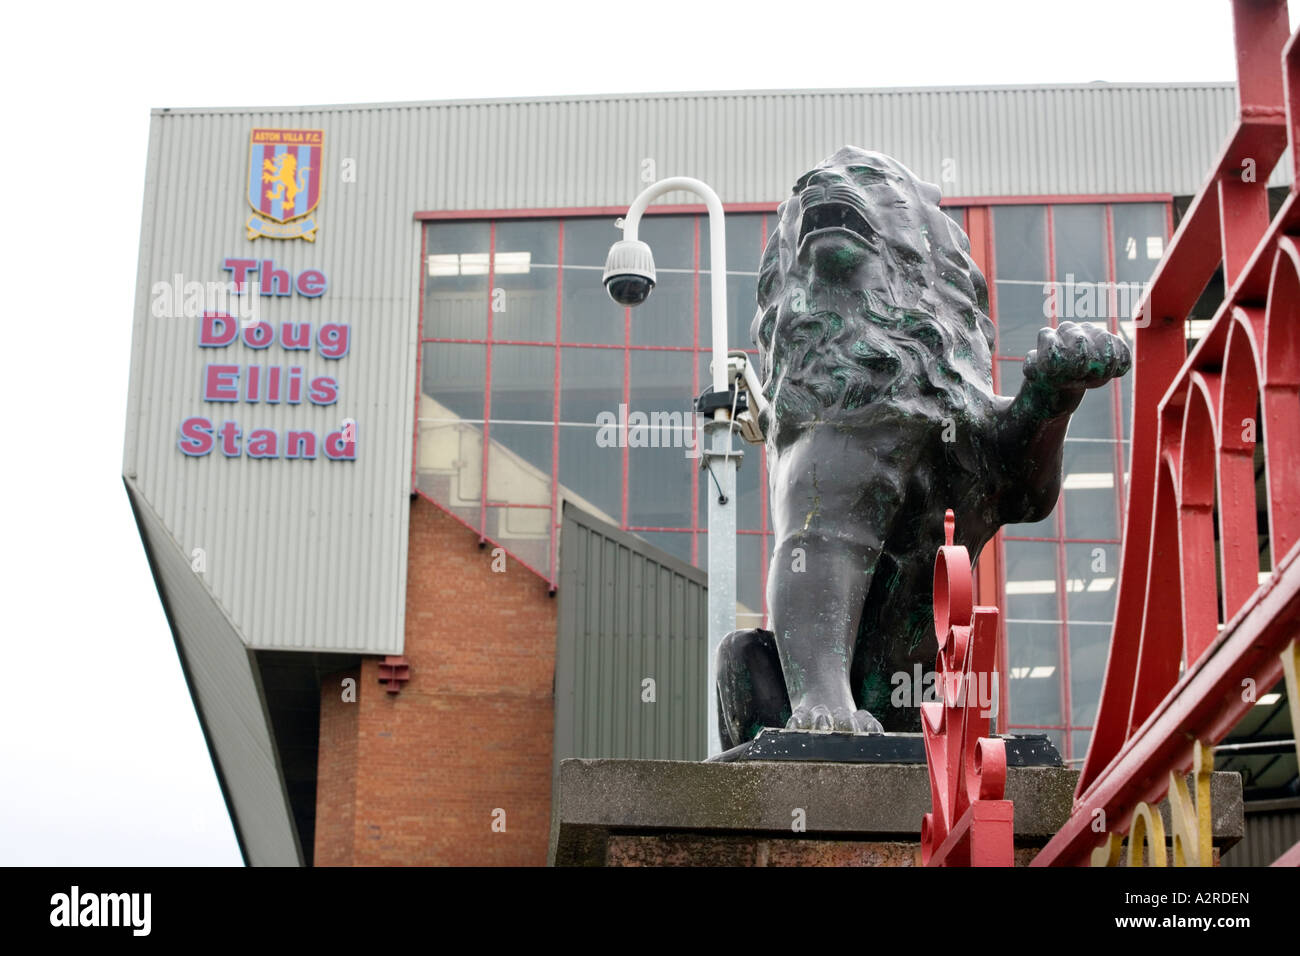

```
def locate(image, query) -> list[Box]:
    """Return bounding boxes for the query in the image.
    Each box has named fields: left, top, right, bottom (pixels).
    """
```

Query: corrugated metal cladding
left=555, top=504, right=709, bottom=771
left=123, top=107, right=420, bottom=656
left=141, top=84, right=1279, bottom=213
left=1221, top=803, right=1300, bottom=866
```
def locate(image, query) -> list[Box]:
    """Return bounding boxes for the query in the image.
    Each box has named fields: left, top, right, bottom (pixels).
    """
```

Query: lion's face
left=771, top=150, right=936, bottom=292
left=752, top=147, right=996, bottom=435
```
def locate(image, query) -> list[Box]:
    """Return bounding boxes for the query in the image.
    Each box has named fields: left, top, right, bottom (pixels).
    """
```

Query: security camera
left=602, top=239, right=656, bottom=306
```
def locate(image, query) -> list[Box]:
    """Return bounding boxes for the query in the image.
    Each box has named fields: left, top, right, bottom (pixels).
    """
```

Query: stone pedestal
left=549, top=756, right=1244, bottom=866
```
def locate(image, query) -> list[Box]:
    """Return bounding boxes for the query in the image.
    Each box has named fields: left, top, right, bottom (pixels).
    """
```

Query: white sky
left=0, top=0, right=1287, bottom=866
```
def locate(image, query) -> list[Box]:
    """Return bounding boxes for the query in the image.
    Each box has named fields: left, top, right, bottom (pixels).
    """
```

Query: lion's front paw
left=851, top=708, right=884, bottom=734
left=786, top=704, right=883, bottom=734
left=1023, top=321, right=1131, bottom=390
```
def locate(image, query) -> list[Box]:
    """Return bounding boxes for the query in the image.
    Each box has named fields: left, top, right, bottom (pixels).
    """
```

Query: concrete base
left=710, top=728, right=1062, bottom=766
left=549, top=757, right=1244, bottom=866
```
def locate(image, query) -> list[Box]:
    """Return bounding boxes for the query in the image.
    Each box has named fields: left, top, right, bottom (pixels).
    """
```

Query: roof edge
left=149, top=80, right=1239, bottom=116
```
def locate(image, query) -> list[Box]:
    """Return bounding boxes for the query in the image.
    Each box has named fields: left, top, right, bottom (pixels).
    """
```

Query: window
left=993, top=201, right=1168, bottom=761
left=417, top=212, right=772, bottom=629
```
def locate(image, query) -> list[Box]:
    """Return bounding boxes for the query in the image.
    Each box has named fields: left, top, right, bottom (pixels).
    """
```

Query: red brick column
left=315, top=496, right=558, bottom=865
left=314, top=666, right=359, bottom=866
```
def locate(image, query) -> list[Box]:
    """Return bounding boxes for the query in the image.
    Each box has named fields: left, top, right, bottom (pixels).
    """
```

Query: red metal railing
left=1034, top=0, right=1300, bottom=866
left=923, top=511, right=1014, bottom=866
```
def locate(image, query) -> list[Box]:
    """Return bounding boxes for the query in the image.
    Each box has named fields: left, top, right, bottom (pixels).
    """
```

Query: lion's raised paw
left=1023, top=320, right=1131, bottom=390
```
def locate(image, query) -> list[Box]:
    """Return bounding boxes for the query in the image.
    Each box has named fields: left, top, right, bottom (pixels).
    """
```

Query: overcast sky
left=0, top=0, right=1286, bottom=866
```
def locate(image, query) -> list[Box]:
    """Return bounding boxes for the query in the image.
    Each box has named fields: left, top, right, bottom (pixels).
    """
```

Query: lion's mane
left=751, top=148, right=997, bottom=443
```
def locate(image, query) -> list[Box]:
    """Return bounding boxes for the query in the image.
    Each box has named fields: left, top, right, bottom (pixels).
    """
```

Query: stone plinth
left=549, top=757, right=1243, bottom=866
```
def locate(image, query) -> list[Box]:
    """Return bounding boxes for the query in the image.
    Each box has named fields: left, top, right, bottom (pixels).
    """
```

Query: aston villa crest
left=246, top=128, right=323, bottom=241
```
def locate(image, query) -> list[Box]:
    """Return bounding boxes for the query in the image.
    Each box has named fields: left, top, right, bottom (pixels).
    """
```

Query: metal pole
left=619, top=177, right=735, bottom=756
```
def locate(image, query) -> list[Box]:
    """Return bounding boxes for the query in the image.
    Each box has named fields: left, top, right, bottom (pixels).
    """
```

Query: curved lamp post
left=603, top=177, right=765, bottom=757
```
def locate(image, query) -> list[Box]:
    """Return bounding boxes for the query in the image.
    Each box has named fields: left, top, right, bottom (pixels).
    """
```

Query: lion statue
left=715, top=146, right=1130, bottom=747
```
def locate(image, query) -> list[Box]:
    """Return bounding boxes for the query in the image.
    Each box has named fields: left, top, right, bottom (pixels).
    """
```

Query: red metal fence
left=1034, top=0, right=1300, bottom=866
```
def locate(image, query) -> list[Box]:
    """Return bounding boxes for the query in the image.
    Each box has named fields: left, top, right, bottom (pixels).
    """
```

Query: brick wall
left=314, top=496, right=558, bottom=865
left=314, top=665, right=359, bottom=866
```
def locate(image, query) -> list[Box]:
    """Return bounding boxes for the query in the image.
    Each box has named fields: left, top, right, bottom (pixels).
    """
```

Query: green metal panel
left=555, top=503, right=709, bottom=774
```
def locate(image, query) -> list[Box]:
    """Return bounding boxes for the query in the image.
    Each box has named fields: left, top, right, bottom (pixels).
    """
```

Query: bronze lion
left=716, top=147, right=1130, bottom=747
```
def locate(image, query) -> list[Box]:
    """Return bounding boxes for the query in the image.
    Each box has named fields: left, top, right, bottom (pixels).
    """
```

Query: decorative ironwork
left=1035, top=0, right=1300, bottom=866
left=921, top=509, right=1013, bottom=866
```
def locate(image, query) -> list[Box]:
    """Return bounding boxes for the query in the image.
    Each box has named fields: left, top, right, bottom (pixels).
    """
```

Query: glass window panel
left=631, top=350, right=695, bottom=416
left=417, top=342, right=487, bottom=531
left=558, top=426, right=621, bottom=524
left=490, top=345, right=554, bottom=423
left=491, top=220, right=558, bottom=343
left=993, top=205, right=1047, bottom=282
left=497, top=218, right=558, bottom=266
left=701, top=213, right=765, bottom=352
left=562, top=219, right=625, bottom=345
left=628, top=351, right=696, bottom=529
left=1052, top=204, right=1108, bottom=285
left=631, top=271, right=696, bottom=348
left=561, top=215, right=621, bottom=267
left=1065, top=542, right=1118, bottom=624
left=942, top=207, right=967, bottom=231
left=637, top=215, right=696, bottom=270
left=1003, top=540, right=1061, bottom=621
left=1006, top=621, right=1062, bottom=727
left=1066, top=382, right=1117, bottom=441
left=1071, top=729, right=1093, bottom=765
left=993, top=281, right=1050, bottom=359
left=424, top=222, right=490, bottom=340
left=484, top=508, right=550, bottom=578
left=1112, top=203, right=1169, bottom=284
left=1069, top=622, right=1111, bottom=728
left=635, top=530, right=693, bottom=568
left=421, top=342, right=485, bottom=422
left=700, top=212, right=762, bottom=273
left=699, top=273, right=760, bottom=354
left=559, top=346, right=625, bottom=424
left=1063, top=442, right=1120, bottom=540
left=558, top=347, right=626, bottom=523
left=485, top=423, right=552, bottom=498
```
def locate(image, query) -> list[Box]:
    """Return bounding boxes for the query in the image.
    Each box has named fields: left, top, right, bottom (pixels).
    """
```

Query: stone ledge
left=549, top=758, right=1243, bottom=866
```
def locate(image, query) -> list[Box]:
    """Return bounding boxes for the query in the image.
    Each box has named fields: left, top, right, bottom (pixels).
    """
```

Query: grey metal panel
left=1221, top=803, right=1300, bottom=866
left=555, top=503, right=708, bottom=773
left=127, top=480, right=301, bottom=866
left=149, top=84, right=1265, bottom=213
left=123, top=107, right=417, bottom=654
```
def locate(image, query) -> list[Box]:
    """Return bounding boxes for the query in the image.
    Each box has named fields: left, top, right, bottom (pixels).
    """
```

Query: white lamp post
left=603, top=177, right=766, bottom=757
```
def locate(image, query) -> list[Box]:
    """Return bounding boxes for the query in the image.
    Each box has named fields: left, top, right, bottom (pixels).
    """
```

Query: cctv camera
left=603, top=239, right=656, bottom=306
